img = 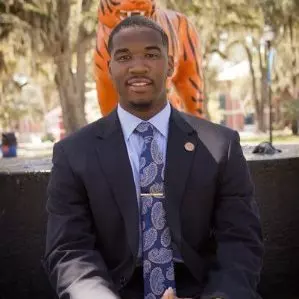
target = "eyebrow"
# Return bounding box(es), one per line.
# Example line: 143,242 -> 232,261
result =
113,45 -> 162,56
144,46 -> 162,52
113,48 -> 129,56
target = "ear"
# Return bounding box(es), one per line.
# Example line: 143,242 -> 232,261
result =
167,55 -> 174,77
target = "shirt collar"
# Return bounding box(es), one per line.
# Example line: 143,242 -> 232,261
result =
117,102 -> 171,141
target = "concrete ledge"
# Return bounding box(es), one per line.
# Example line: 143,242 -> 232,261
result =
1,147 -> 299,299
0,172 -> 56,299
249,157 -> 299,298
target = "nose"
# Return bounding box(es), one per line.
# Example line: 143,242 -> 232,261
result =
129,57 -> 149,74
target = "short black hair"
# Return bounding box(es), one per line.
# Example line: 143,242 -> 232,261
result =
107,15 -> 169,54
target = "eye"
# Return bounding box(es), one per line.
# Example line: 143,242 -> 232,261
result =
117,55 -> 131,61
145,53 -> 159,59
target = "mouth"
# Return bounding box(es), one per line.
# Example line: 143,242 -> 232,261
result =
126,77 -> 153,93
119,10 -> 146,20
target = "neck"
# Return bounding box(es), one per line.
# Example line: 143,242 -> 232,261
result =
120,100 -> 168,120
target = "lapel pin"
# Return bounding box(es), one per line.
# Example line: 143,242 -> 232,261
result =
184,142 -> 195,152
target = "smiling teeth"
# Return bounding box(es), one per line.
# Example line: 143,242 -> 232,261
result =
120,10 -> 145,20
132,82 -> 147,86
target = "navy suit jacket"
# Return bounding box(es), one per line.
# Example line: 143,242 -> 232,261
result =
44,108 -> 263,299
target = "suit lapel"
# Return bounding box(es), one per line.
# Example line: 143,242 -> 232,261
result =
93,108 -> 198,258
164,109 -> 198,247
95,111 -> 139,258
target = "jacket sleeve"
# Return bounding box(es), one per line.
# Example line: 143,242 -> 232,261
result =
44,142 -> 119,299
201,131 -> 264,299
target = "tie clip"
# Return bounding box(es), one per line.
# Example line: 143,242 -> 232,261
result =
140,193 -> 164,197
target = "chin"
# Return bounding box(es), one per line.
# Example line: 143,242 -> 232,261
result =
130,98 -> 153,109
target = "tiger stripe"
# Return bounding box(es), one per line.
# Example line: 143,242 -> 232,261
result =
108,0 -> 120,5
165,13 -> 177,57
96,63 -> 103,70
191,96 -> 203,103
186,22 -> 200,77
96,44 -> 104,59
104,41 -> 109,53
177,14 -> 181,30
189,78 -> 202,93
187,24 -> 200,77
99,1 -> 105,15
183,46 -> 187,61
103,0 -> 113,13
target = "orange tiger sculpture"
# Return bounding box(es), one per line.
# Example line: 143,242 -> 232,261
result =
95,0 -> 204,117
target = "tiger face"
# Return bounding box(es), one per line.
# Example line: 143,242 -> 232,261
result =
98,0 -> 156,28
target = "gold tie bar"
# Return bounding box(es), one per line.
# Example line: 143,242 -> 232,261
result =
140,193 -> 164,197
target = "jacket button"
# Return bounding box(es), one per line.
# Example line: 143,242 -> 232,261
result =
120,276 -> 127,286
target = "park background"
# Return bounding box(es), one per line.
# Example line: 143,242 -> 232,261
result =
0,0 -> 299,157
1,2 -> 299,299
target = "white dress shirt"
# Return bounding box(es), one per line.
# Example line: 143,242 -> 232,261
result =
117,103 -> 183,263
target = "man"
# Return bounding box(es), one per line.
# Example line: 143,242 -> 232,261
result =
44,16 -> 263,299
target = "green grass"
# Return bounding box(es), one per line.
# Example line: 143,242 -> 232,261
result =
240,134 -> 299,144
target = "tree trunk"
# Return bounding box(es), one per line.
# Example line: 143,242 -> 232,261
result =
76,23 -> 90,110
291,120 -> 298,135
55,53 -> 87,135
258,46 -> 267,132
54,0 -> 87,136
75,0 -> 97,110
259,71 -> 268,132
289,16 -> 297,97
244,44 -> 265,132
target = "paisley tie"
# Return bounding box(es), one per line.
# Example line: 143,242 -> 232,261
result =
135,121 -> 176,299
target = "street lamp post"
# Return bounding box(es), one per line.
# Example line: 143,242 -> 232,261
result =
264,25 -> 275,145
252,25 -> 281,155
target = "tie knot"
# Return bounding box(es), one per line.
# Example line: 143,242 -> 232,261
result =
135,122 -> 154,139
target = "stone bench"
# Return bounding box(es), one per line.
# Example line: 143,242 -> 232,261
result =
1,145 -> 299,299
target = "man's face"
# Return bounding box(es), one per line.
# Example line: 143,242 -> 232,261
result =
109,27 -> 173,111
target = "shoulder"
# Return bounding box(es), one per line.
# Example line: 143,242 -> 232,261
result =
180,112 -> 237,141
50,118 -> 108,173
54,119 -> 102,155
178,111 -> 239,160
